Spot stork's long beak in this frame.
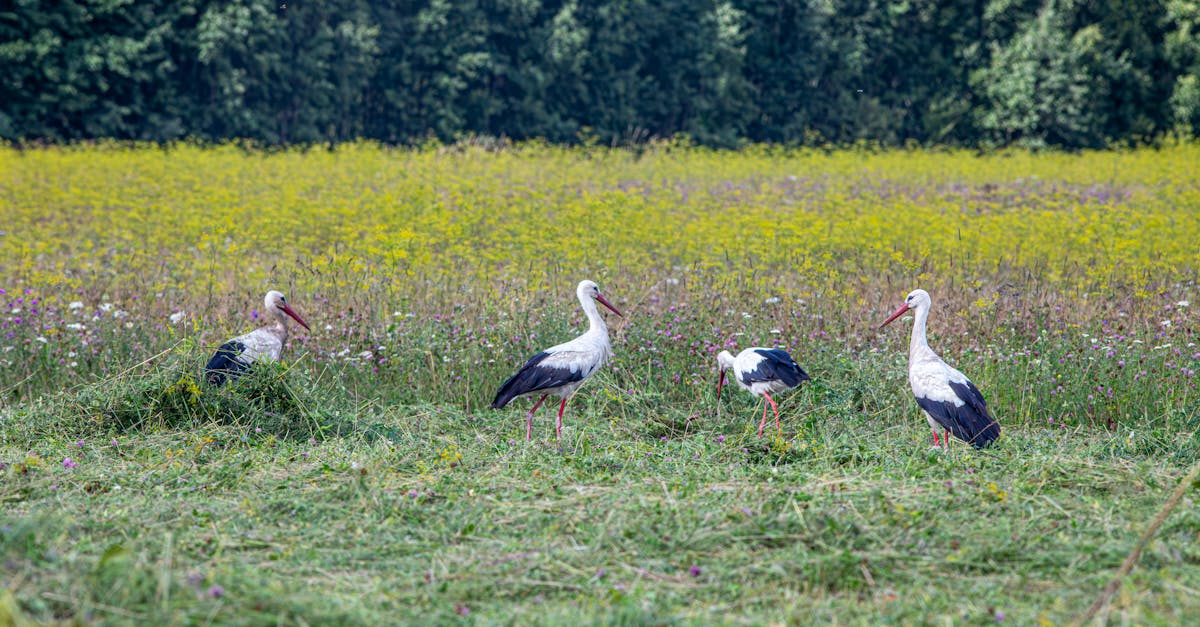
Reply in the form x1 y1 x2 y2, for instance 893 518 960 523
595 293 623 317
280 303 311 331
716 370 726 403
879 303 911 328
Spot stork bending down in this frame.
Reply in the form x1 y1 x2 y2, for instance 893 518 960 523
717 348 810 437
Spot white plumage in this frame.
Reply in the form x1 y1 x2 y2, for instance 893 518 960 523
205 290 311 386
491 280 622 441
880 289 1001 448
716 347 810 437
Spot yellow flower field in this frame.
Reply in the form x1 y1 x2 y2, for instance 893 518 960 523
3 142 1198 310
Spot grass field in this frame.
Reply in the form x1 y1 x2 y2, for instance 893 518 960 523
1 142 1199 624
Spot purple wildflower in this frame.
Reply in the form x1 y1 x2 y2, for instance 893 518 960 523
63 458 78 469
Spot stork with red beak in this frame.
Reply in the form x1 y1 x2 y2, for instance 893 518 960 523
490 280 622 441
716 348 810 437
880 289 1001 449
205 290 311 386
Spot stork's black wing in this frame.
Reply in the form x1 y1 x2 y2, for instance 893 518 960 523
915 380 1001 448
490 351 586 409
741 349 811 387
205 340 249 387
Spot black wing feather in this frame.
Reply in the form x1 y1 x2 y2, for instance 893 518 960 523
204 340 250 387
915 380 1001 448
490 352 586 409
741 349 811 387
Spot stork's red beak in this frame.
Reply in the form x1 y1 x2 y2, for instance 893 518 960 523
716 369 726 403
595 293 623 317
280 303 311 331
879 303 911 328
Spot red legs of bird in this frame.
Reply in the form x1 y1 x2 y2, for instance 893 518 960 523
556 397 569 439
765 393 781 435
757 393 781 438
526 394 549 442
932 431 941 448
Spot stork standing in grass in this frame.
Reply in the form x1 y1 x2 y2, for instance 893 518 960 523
880 289 1001 449
490 280 622 441
205 290 311 386
716 348 811 437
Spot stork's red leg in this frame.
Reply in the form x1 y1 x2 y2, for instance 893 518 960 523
556 397 568 439
527 394 548 441
944 430 951 449
763 392 780 435
758 400 769 438
932 431 940 448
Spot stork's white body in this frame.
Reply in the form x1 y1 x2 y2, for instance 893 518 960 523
720 349 797 396
491 280 621 440
908 342 975 434
882 289 1000 449
227 323 289 365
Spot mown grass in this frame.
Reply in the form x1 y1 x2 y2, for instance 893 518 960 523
2 142 1199 624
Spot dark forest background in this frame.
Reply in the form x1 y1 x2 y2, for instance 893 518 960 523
3 0 1199 148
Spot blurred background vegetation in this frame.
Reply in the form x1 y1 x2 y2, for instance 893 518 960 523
3 0 1199 149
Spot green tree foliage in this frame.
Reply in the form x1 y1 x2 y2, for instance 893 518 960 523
0 0 1194 147
973 2 1102 148
1166 0 1200 134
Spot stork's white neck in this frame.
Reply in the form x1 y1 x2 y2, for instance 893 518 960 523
270 309 291 338
909 300 931 359
579 292 608 336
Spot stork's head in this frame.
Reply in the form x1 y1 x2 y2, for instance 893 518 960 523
577 280 622 317
715 350 736 402
264 290 311 331
879 289 930 328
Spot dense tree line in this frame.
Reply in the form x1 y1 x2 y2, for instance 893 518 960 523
2 0 1198 148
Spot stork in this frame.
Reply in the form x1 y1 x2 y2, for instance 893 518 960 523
205 290 311 386
490 280 622 441
716 348 811 437
880 289 1001 449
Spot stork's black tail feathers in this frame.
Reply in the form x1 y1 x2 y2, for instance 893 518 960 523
752 348 811 387
204 341 249 386
490 351 587 409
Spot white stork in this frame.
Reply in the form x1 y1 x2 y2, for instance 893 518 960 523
490 280 622 441
880 289 1001 449
717 348 811 437
205 290 311 386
